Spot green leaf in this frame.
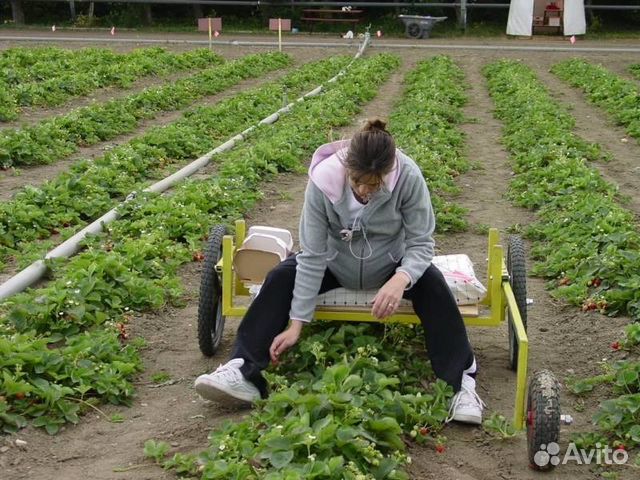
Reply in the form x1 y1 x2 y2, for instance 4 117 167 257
367 417 402 434
269 450 294 469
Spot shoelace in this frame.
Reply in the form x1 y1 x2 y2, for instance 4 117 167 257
212 363 242 384
445 378 486 423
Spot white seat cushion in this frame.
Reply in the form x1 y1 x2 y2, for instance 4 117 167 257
316 254 486 308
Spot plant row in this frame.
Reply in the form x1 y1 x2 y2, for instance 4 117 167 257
138 53 453 478
0 48 223 121
0 53 458 478
552 59 640 140
0 56 351 273
0 46 90 82
389 55 470 233
0 51 291 168
0 53 397 435
0 46 214 87
147 324 450 479
484 59 640 452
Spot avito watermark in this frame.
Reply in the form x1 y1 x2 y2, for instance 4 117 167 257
534 442 629 468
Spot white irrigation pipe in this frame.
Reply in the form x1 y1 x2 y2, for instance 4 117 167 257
0 34 371 302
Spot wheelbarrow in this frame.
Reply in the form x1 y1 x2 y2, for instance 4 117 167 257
198 219 569 469
398 14 447 39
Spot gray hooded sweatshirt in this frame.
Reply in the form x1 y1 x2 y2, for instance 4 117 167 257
290 140 436 322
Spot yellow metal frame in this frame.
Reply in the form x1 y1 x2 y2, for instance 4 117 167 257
218 219 529 429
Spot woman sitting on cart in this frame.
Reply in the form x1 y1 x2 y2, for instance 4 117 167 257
195 119 484 424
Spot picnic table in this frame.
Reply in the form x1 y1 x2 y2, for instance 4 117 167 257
301 9 363 33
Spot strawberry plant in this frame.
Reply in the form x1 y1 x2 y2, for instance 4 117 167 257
148 323 450 479
484 58 640 460
2 47 223 119
552 59 640 140
388 55 470 233
0 51 290 168
0 56 350 270
1 51 464 477
0 53 400 436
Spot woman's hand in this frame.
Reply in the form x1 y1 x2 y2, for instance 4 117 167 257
270 320 304 364
372 273 410 319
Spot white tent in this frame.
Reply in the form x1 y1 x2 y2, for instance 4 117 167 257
507 0 586 36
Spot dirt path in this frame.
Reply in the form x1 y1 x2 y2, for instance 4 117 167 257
1 45 639 480
598 58 640 84
0 47 344 202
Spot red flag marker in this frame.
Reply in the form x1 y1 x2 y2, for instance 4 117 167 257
214 30 220 37
570 35 576 44
110 26 116 36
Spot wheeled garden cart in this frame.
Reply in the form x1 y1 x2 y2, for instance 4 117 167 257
398 15 447 39
198 219 566 469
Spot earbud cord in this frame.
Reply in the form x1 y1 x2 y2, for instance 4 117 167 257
348 203 373 260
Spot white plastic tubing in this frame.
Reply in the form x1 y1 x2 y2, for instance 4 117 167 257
0 34 371 302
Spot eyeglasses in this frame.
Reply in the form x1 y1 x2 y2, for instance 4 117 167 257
349 174 383 190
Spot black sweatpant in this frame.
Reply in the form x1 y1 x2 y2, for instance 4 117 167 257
231 255 475 398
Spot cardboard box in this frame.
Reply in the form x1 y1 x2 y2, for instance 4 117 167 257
548 17 561 27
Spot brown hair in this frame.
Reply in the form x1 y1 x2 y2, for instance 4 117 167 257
344 118 396 183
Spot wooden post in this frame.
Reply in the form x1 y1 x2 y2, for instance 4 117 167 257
208 17 212 50
69 1 76 20
88 2 95 20
10 0 25 24
278 18 282 52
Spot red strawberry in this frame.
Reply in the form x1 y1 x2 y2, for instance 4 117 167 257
419 427 430 436
435 444 446 454
611 341 621 351
116 322 128 341
193 251 205 262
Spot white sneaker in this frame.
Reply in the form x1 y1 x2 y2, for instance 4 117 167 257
446 360 485 425
194 358 260 404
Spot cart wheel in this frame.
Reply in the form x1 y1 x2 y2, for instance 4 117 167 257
527 370 561 470
197 224 227 356
507 235 527 371
406 22 423 38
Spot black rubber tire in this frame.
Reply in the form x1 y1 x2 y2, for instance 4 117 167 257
507 235 527 371
197 224 227 356
406 22 423 39
527 370 561 470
